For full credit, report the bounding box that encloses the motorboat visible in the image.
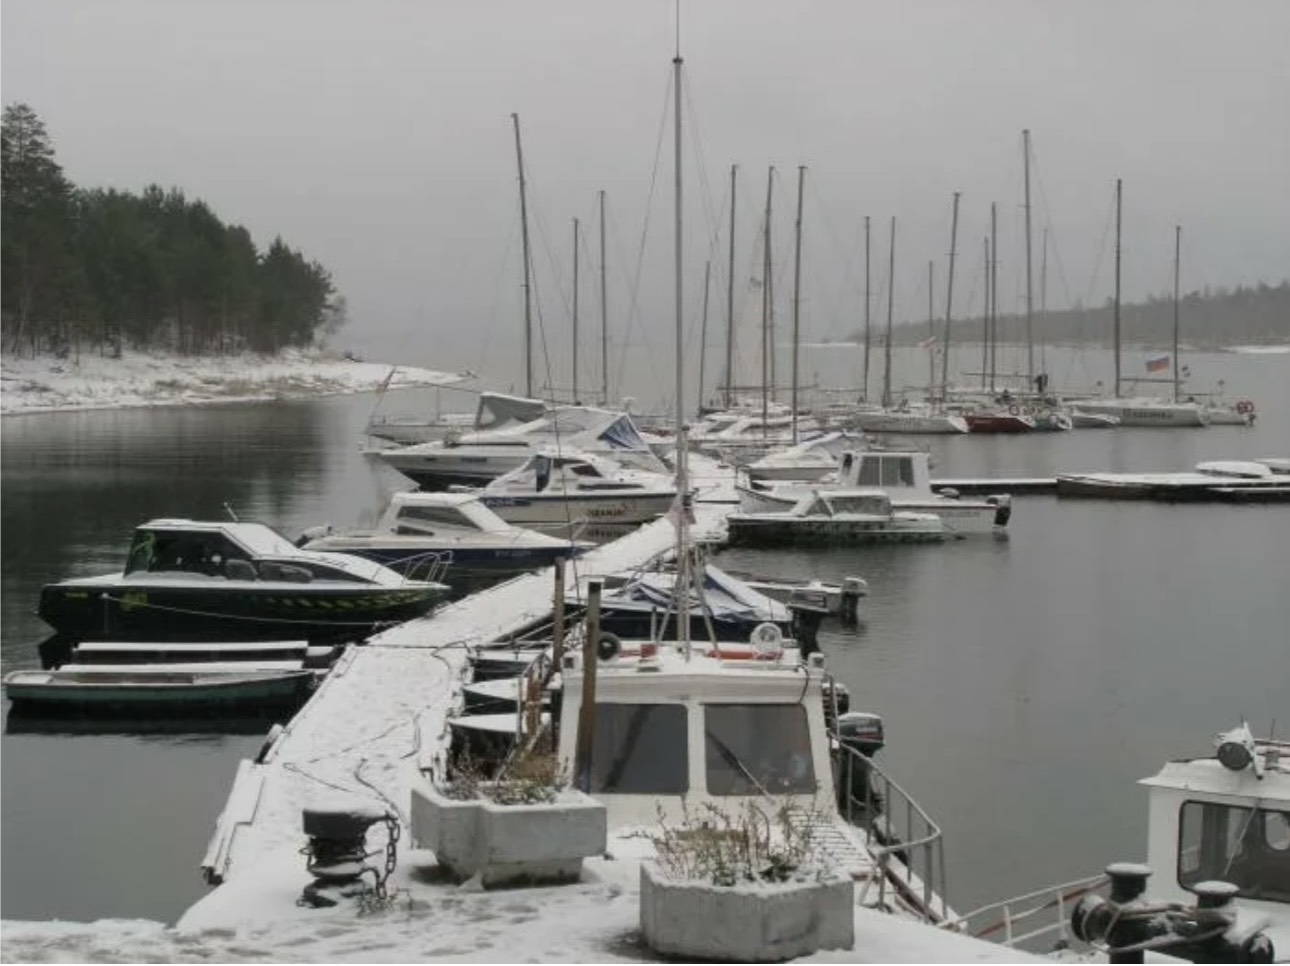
[1056,459,1290,502]
[376,402,667,490]
[461,450,677,528]
[953,723,1288,960]
[2,665,316,713]
[851,402,969,435]
[297,491,590,582]
[726,489,948,546]
[739,449,1012,536]
[37,518,448,651]
[719,570,869,621]
[689,409,823,463]
[744,430,868,483]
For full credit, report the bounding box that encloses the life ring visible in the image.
[596,631,623,662]
[1236,400,1255,415]
[1007,405,1021,416]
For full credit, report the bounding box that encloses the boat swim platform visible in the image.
[194,498,731,895]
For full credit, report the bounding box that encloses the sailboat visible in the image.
[1070,181,1210,428]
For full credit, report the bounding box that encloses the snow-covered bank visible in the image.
[0,348,471,416]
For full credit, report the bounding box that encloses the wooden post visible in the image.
[551,556,566,671]
[573,579,602,792]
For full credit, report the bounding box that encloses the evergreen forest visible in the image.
[1,103,343,357]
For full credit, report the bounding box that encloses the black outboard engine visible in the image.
[834,711,885,817]
[787,592,829,657]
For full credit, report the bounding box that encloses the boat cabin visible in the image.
[1140,727,1289,917]
[377,492,513,536]
[490,451,658,494]
[835,450,933,494]
[123,519,400,585]
[791,490,895,518]
[556,642,837,828]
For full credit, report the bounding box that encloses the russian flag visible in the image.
[1145,354,1170,373]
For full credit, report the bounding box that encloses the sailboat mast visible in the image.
[572,217,580,403]
[1040,226,1049,382]
[1173,224,1181,402]
[990,201,998,392]
[761,166,774,435]
[672,49,690,658]
[882,216,895,409]
[863,215,872,402]
[599,190,609,406]
[512,113,534,398]
[1023,128,1034,388]
[725,164,737,408]
[1114,178,1122,398]
[699,260,711,412]
[981,235,989,390]
[940,191,960,401]
[791,165,805,444]
[927,260,935,397]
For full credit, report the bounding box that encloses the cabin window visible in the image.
[857,459,882,486]
[397,505,470,529]
[569,463,601,478]
[589,704,688,794]
[1177,800,1290,903]
[882,458,916,487]
[126,531,247,576]
[704,704,815,796]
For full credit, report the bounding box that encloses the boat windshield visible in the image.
[1178,800,1290,903]
[124,528,248,577]
[589,703,688,794]
[856,456,917,487]
[704,704,815,796]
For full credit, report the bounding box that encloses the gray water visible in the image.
[2,346,1287,924]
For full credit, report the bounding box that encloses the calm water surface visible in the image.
[2,347,1287,923]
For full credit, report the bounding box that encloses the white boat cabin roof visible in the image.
[835,449,934,492]
[139,519,304,558]
[379,491,512,533]
[1140,738,1290,803]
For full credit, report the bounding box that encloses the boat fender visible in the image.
[1007,404,1021,416]
[1236,399,1255,415]
[596,631,622,662]
[256,723,286,764]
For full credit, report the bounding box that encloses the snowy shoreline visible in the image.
[0,348,472,417]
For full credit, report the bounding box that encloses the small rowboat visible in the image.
[2,666,315,711]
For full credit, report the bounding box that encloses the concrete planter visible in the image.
[410,781,606,888]
[639,861,854,961]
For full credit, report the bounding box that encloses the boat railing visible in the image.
[831,735,951,924]
[392,550,452,584]
[943,873,1110,950]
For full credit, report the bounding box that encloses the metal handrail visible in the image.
[831,735,950,923]
[945,873,1110,948]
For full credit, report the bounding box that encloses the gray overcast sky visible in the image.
[4,0,1288,380]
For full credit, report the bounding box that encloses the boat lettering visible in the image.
[119,591,148,611]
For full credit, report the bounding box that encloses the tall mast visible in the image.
[761,166,774,434]
[1040,226,1049,384]
[572,217,580,403]
[1023,128,1034,388]
[791,165,805,444]
[1114,178,1122,398]
[863,215,872,402]
[698,260,711,411]
[881,216,895,409]
[1173,224,1181,402]
[599,190,609,405]
[981,235,989,390]
[724,164,737,408]
[990,202,998,393]
[671,47,690,658]
[940,191,960,401]
[511,113,534,398]
[927,261,935,396]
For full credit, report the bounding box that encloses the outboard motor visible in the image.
[985,493,1012,527]
[839,576,868,624]
[787,593,829,657]
[834,711,885,818]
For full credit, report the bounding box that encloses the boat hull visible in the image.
[964,412,1035,433]
[479,491,676,526]
[726,518,946,546]
[2,668,315,711]
[37,581,445,645]
[1071,400,1210,427]
[852,412,969,434]
[1056,474,1290,502]
[737,486,1007,535]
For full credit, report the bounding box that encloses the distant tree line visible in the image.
[875,279,1290,350]
[1,103,345,357]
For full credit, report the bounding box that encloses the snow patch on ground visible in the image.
[0,348,471,416]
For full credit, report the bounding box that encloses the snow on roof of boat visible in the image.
[1195,460,1275,479]
[1140,740,1290,803]
[141,519,302,556]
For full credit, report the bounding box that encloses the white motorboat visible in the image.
[377,403,667,490]
[727,489,948,546]
[851,402,969,435]
[461,450,678,528]
[690,409,823,463]
[954,724,1289,960]
[298,491,590,582]
[744,430,868,483]
[740,449,1012,536]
